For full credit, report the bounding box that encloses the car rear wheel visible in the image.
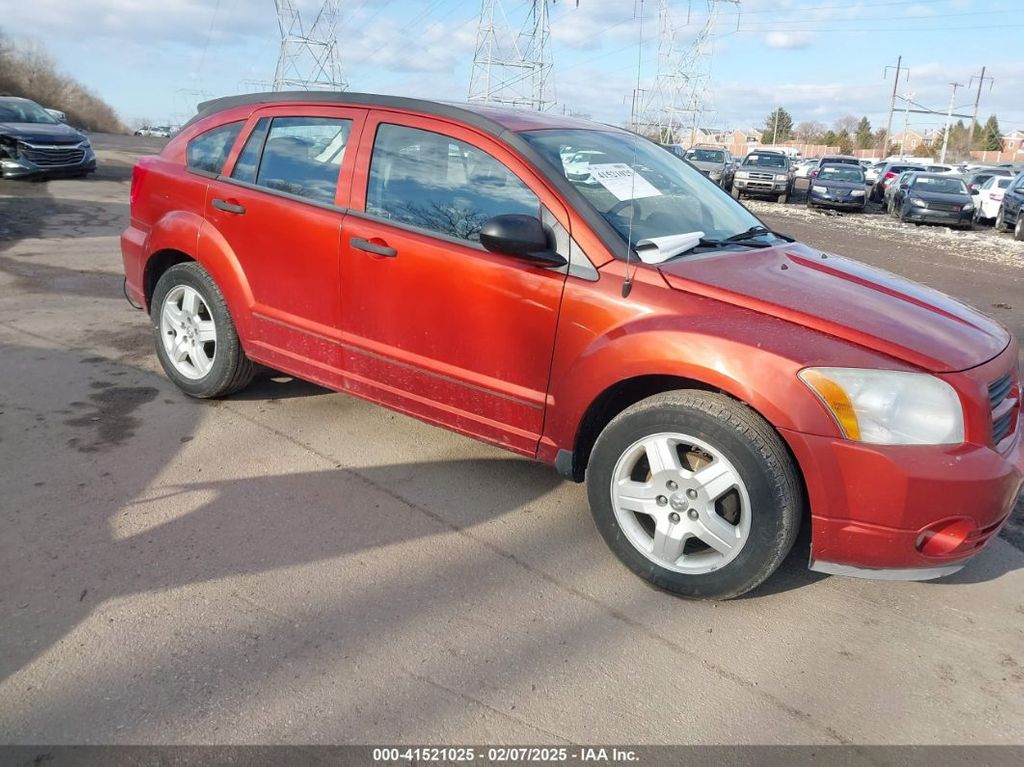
[151,262,254,398]
[995,208,1009,233]
[586,391,802,600]
[1016,215,1024,241]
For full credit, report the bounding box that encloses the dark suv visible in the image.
[995,172,1024,240]
[0,96,96,179]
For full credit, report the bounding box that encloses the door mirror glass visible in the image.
[480,215,567,267]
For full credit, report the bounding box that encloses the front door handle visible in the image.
[212,198,246,215]
[350,237,397,258]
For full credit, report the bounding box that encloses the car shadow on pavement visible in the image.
[1,340,564,687]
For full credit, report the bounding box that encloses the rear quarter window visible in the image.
[186,121,244,175]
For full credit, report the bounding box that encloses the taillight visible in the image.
[884,171,896,180]
[129,164,143,210]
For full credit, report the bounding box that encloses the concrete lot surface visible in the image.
[1,136,1022,745]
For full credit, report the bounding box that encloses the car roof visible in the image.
[911,173,963,181]
[187,91,619,137]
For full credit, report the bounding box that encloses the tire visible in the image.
[1016,215,1024,241]
[731,186,741,200]
[995,208,1009,233]
[151,262,254,398]
[777,192,788,204]
[586,391,802,600]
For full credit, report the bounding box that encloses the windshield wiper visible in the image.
[720,225,793,244]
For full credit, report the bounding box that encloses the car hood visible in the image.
[690,159,726,172]
[658,241,1009,372]
[0,121,85,144]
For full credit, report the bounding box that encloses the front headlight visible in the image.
[710,170,722,178]
[962,202,974,211]
[811,185,827,193]
[775,174,788,181]
[799,368,964,445]
[910,197,926,207]
[735,171,749,179]
[851,190,865,197]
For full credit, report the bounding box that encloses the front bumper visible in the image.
[0,144,97,179]
[735,178,788,195]
[782,349,1023,579]
[903,206,973,226]
[785,424,1022,575]
[808,191,866,209]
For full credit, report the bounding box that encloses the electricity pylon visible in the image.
[468,0,555,111]
[273,0,348,91]
[638,0,739,144]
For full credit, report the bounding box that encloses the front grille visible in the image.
[748,172,774,181]
[19,143,85,167]
[988,371,1019,446]
[927,203,960,212]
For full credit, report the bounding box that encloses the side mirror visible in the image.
[479,215,567,267]
[969,187,979,195]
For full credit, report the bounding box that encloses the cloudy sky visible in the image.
[3,0,1021,136]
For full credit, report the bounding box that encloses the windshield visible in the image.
[818,166,865,183]
[912,176,968,195]
[742,153,787,169]
[520,129,763,250]
[0,99,59,125]
[686,148,725,163]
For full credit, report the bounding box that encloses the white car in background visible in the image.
[864,161,886,185]
[794,158,819,179]
[973,176,1013,223]
[563,150,606,184]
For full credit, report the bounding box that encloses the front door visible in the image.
[338,115,570,455]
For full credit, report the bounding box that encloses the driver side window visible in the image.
[366,123,539,244]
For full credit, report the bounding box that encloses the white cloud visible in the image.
[764,31,812,50]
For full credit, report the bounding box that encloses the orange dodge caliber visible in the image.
[122,93,1023,599]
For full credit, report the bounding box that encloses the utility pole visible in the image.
[773,109,779,144]
[967,66,993,147]
[939,81,963,164]
[882,56,906,155]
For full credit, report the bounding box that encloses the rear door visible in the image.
[202,106,365,376]
[337,112,572,455]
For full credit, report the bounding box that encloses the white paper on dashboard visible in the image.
[634,232,705,264]
[588,163,662,201]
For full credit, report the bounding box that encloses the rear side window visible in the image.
[366,123,539,243]
[253,116,352,204]
[186,121,244,174]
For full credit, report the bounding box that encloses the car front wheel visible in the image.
[1016,215,1024,241]
[151,262,254,398]
[995,208,1009,232]
[586,391,802,600]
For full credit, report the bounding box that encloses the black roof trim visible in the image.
[186,91,512,139]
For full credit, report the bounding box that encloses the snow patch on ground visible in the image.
[745,200,1024,269]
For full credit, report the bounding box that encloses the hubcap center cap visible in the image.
[668,493,688,511]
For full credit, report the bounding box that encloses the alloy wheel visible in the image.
[610,432,751,574]
[159,285,217,380]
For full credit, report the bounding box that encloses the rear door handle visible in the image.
[212,198,246,215]
[350,237,397,258]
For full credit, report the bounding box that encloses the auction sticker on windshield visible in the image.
[588,163,662,201]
